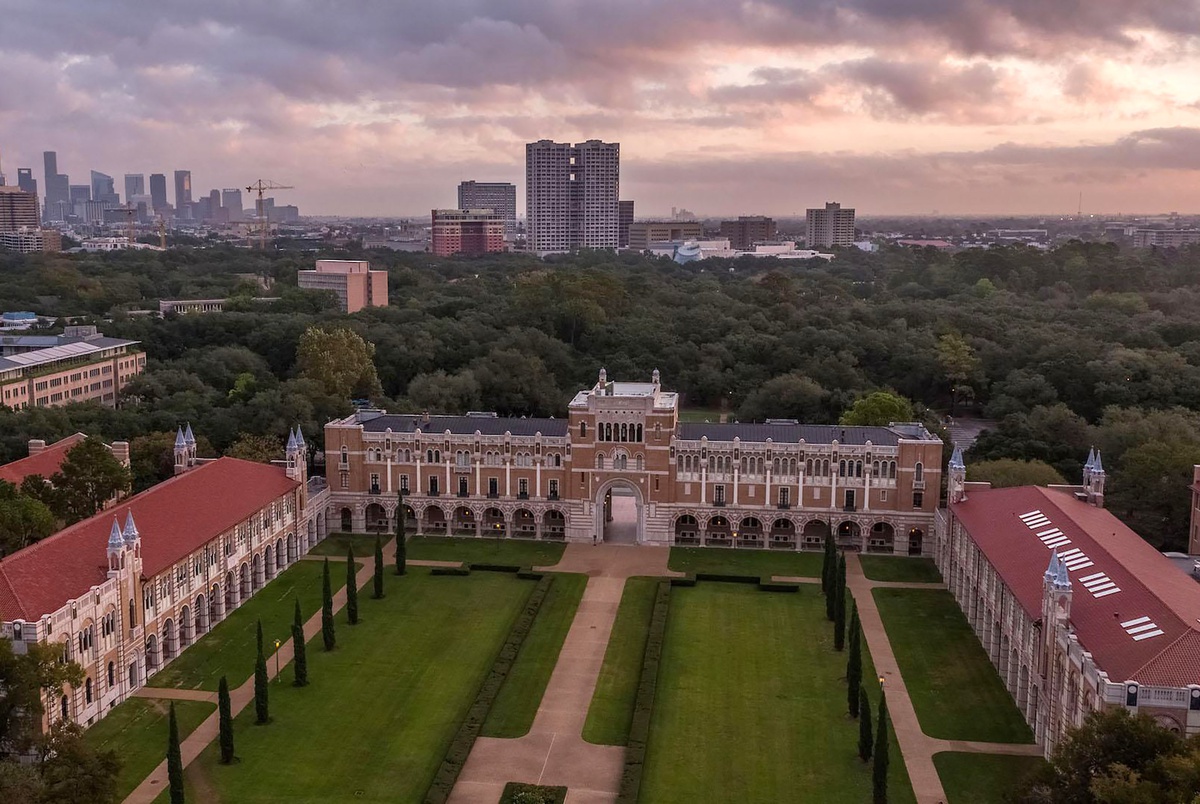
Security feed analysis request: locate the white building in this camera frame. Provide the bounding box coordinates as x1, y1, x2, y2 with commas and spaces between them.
526, 139, 620, 255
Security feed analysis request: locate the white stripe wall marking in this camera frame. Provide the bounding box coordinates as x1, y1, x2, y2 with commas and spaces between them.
1072, 561, 1094, 570
1081, 574, 1111, 587
1058, 548, 1083, 559
1019, 510, 1043, 520
1120, 616, 1151, 628
1046, 538, 1072, 549
1132, 629, 1164, 641
1126, 623, 1159, 634
1093, 588, 1121, 598
1037, 528, 1062, 537
1077, 571, 1106, 582
1088, 582, 1117, 593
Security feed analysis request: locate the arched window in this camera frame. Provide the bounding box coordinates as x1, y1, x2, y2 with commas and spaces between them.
823, 460, 830, 476
773, 458, 780, 474
889, 461, 897, 478
340, 445, 348, 464
596, 454, 605, 469
757, 457, 764, 475
554, 453, 561, 467
61, 695, 69, 720
872, 461, 879, 476
839, 460, 846, 476
426, 449, 434, 464
620, 423, 629, 442
636, 424, 643, 441
740, 457, 747, 473
85, 678, 93, 704
636, 454, 644, 471
434, 450, 441, 463
581, 422, 588, 438
789, 458, 797, 475
805, 459, 813, 475
915, 462, 924, 482
856, 461, 863, 477
107, 662, 115, 687
129, 598, 136, 627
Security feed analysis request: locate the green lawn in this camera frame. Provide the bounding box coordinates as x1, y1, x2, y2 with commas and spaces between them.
641, 584, 915, 803
184, 570, 533, 802
873, 589, 1033, 743
677, 408, 724, 423
148, 560, 349, 692
482, 572, 588, 738
307, 532, 382, 557
668, 546, 823, 578
858, 555, 943, 583
934, 752, 1046, 804
407, 535, 565, 567
583, 577, 660, 745
84, 697, 214, 800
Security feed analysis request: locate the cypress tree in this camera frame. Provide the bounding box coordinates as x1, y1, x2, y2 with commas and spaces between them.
346, 545, 359, 625
821, 534, 834, 597
321, 557, 336, 650
254, 619, 269, 724
847, 605, 862, 717
834, 554, 847, 650
218, 675, 234, 764
858, 685, 873, 762
167, 702, 184, 804
394, 489, 407, 575
292, 599, 308, 687
873, 692, 890, 804
824, 541, 837, 621
256, 618, 263, 656
372, 533, 384, 599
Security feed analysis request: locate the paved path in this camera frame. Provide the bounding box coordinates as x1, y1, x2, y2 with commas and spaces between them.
449, 544, 680, 804
299, 553, 461, 568
132, 687, 218, 703
122, 539, 393, 804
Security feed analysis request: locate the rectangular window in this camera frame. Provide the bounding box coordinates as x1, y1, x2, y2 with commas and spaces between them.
369, 473, 380, 492
844, 489, 856, 510
400, 475, 409, 492
913, 491, 924, 509
488, 478, 499, 497
778, 487, 790, 507
340, 473, 349, 489
714, 485, 726, 505
458, 476, 468, 496
880, 490, 887, 502
518, 478, 529, 496
549, 479, 559, 498
429, 476, 439, 495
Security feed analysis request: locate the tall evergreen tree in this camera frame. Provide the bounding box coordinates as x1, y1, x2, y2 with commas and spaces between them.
824, 539, 837, 621
167, 702, 184, 804
254, 619, 269, 724
858, 685, 873, 762
873, 692, 890, 804
821, 533, 834, 597
321, 557, 336, 650
372, 533, 384, 599
394, 490, 407, 575
847, 606, 862, 716
256, 618, 263, 656
218, 675, 234, 764
834, 554, 847, 650
292, 599, 308, 687
346, 545, 359, 624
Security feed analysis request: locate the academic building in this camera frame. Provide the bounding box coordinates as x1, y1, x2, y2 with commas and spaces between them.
0, 328, 145, 410
0, 428, 331, 733
323, 371, 944, 553
935, 449, 1200, 753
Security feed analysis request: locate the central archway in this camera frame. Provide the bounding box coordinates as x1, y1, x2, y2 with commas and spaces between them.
594, 478, 644, 544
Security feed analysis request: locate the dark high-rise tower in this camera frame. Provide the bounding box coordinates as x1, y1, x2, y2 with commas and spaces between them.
43, 151, 70, 221
17, 168, 37, 197
173, 170, 192, 212
149, 173, 167, 213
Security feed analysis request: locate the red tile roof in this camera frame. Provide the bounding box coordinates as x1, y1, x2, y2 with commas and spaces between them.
951, 486, 1200, 687
0, 458, 298, 622
0, 434, 86, 486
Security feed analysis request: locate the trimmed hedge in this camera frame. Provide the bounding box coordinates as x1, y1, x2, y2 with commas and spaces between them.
757, 580, 800, 593
694, 572, 760, 584
499, 782, 567, 804
669, 574, 696, 587
617, 581, 672, 804
430, 565, 471, 577
516, 568, 545, 580
423, 576, 555, 804
469, 562, 524, 573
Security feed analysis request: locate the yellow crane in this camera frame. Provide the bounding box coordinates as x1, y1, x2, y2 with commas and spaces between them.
245, 179, 294, 249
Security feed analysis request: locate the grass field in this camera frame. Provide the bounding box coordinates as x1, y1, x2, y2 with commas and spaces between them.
148, 560, 348, 692
482, 572, 587, 738
407, 535, 565, 567
677, 408, 725, 423
183, 570, 533, 802
934, 752, 1045, 803
858, 555, 943, 583
583, 577, 660, 745
640, 584, 915, 803
873, 588, 1033, 743
84, 697, 214, 800
307, 532, 382, 557
668, 546, 823, 578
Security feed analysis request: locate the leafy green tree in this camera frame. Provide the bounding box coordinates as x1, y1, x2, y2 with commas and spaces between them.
39, 438, 131, 524
738, 372, 831, 423
218, 676, 234, 764
937, 332, 980, 414
128, 431, 216, 491
36, 721, 120, 804
167, 703, 184, 804
1108, 440, 1200, 551
254, 620, 269, 724
296, 325, 382, 401
394, 490, 407, 576
292, 599, 308, 687
840, 391, 915, 427
858, 685, 873, 762
0, 640, 84, 755
321, 558, 336, 650
833, 554, 847, 651
967, 458, 1067, 488
346, 546, 359, 625
372, 534, 384, 599
847, 605, 862, 717
0, 482, 55, 558
0, 760, 43, 803
873, 692, 890, 803
406, 369, 481, 413
224, 433, 284, 464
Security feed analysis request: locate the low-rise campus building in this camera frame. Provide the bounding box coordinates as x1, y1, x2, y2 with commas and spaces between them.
0, 428, 331, 733
935, 449, 1200, 753
323, 370, 943, 552
0, 328, 145, 410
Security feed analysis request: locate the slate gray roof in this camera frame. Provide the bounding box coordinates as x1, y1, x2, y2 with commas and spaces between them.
360, 414, 569, 437
676, 422, 908, 446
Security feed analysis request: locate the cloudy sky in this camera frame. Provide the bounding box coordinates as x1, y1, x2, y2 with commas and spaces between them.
2, 1, 1199, 217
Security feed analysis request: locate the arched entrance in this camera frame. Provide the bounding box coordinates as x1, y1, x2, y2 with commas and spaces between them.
484, 508, 507, 537
674, 515, 699, 545
543, 510, 565, 540
868, 522, 895, 553
706, 515, 732, 545
737, 516, 763, 547
908, 527, 925, 556
594, 479, 643, 544
340, 507, 352, 533
423, 506, 447, 534
513, 509, 536, 538
365, 503, 387, 532
145, 634, 160, 670
770, 518, 796, 548
836, 521, 862, 551
802, 520, 830, 550
453, 507, 476, 536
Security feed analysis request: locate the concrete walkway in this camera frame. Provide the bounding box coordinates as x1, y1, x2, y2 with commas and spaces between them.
132, 687, 218, 704
122, 539, 392, 804
449, 544, 680, 804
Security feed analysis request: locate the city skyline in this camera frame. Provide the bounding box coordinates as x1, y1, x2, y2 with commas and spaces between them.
1, 3, 1199, 217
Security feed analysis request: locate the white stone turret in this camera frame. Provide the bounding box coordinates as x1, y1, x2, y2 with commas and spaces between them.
107, 518, 124, 573
286, 425, 307, 484
174, 424, 198, 474
1082, 446, 1106, 508
947, 443, 967, 504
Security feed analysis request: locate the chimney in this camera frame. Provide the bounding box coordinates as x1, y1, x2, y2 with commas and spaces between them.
110, 441, 131, 468
27, 439, 46, 456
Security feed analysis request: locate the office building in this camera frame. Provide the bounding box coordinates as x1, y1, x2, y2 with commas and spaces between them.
719, 216, 777, 249
124, 174, 145, 201
619, 200, 635, 247
0, 229, 62, 254
525, 139, 620, 255
17, 168, 37, 198
221, 189, 244, 221
43, 152, 70, 222
431, 209, 506, 257
458, 182, 517, 238
91, 171, 119, 205
296, 259, 388, 314
1132, 229, 1200, 249
0, 187, 41, 232
627, 221, 705, 251
173, 170, 192, 211
149, 173, 167, 214
806, 202, 856, 248
0, 328, 145, 410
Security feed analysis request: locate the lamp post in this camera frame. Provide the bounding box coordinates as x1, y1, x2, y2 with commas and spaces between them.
878, 675, 886, 688
274, 639, 281, 681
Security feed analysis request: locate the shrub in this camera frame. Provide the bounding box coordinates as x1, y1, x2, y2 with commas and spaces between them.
617, 581, 671, 804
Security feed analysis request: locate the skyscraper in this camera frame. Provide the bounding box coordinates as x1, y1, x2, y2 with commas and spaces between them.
149, 173, 167, 213
17, 168, 37, 198
173, 170, 192, 212
0, 186, 40, 232
124, 174, 145, 201
91, 171, 118, 204
457, 181, 517, 238
525, 139, 619, 255
221, 188, 244, 221
805, 202, 856, 248
43, 151, 70, 221
719, 216, 776, 249
618, 200, 635, 247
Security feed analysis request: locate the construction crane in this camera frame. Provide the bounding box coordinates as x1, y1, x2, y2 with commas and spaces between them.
157, 216, 167, 249
245, 179, 294, 249
119, 205, 137, 245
